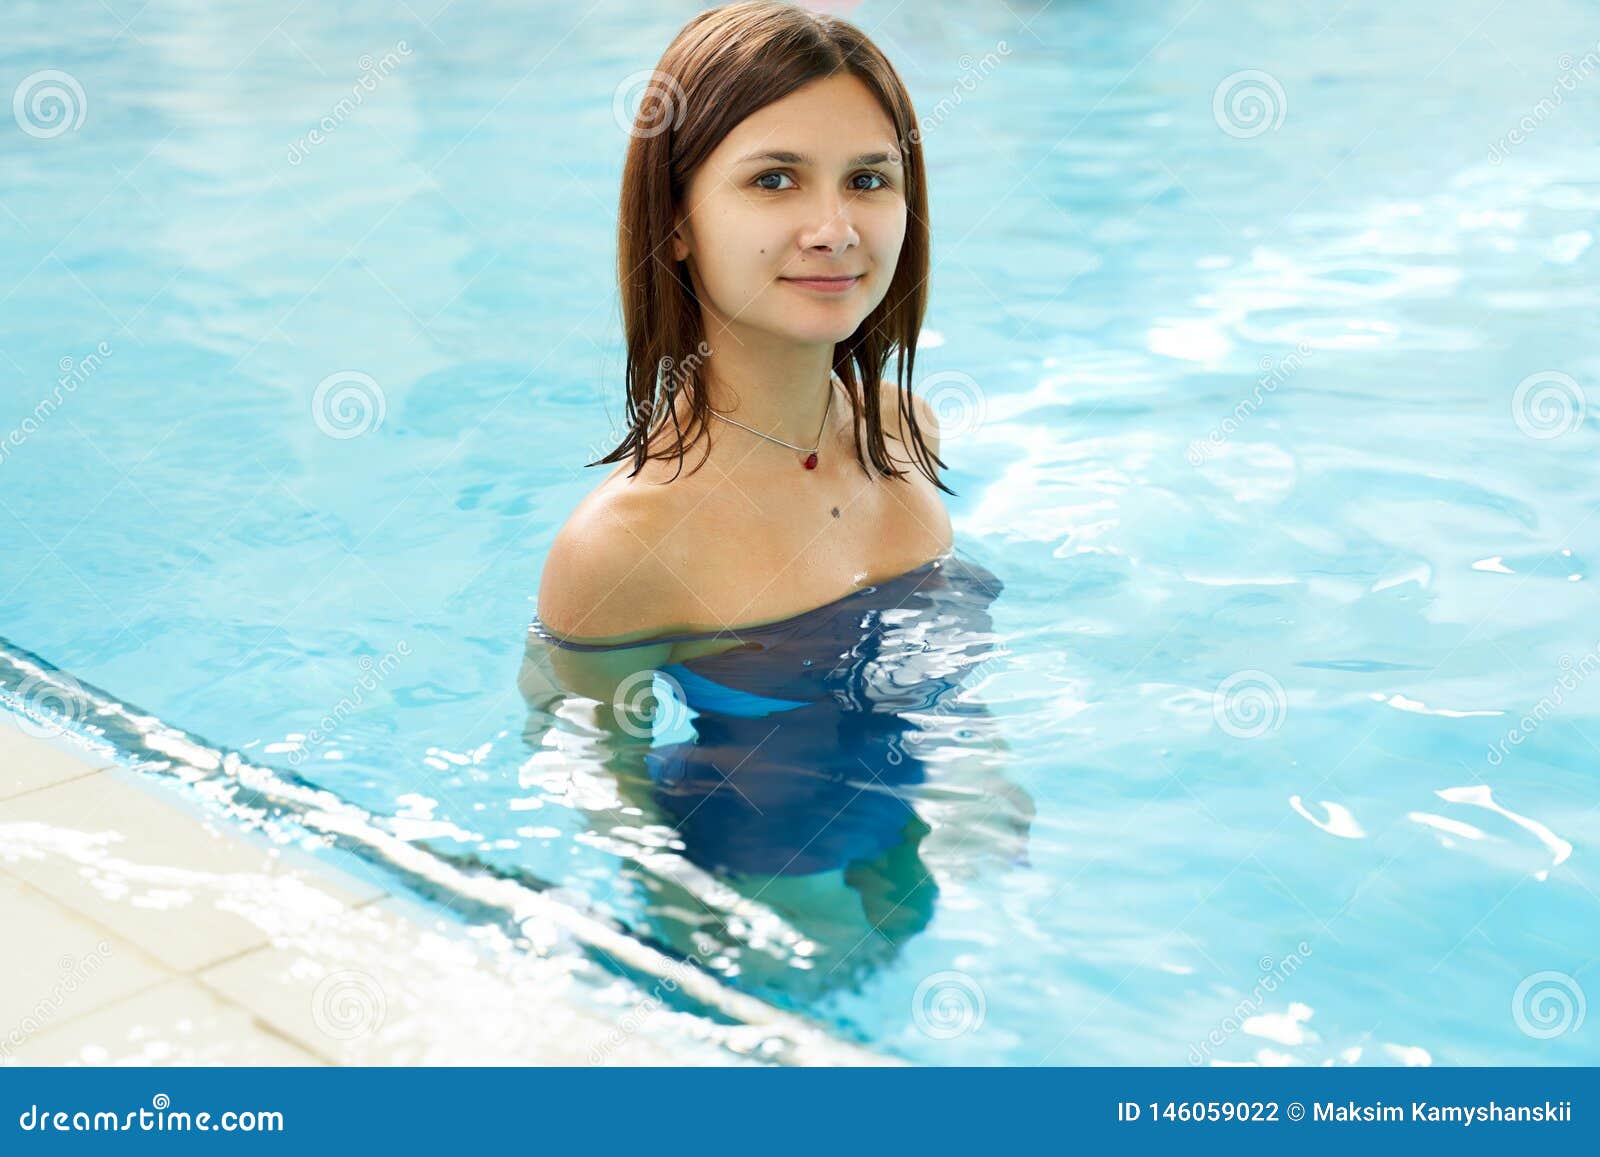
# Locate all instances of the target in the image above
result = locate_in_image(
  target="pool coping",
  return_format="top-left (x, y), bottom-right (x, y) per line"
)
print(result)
top-left (0, 719), bottom-right (750, 1064)
top-left (0, 662), bottom-right (897, 1066)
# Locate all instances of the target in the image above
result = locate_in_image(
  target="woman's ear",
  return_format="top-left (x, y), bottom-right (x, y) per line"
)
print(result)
top-left (670, 211), bottom-right (690, 262)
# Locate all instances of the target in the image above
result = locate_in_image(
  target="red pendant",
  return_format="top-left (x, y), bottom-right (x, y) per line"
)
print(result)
top-left (803, 452), bottom-right (818, 470)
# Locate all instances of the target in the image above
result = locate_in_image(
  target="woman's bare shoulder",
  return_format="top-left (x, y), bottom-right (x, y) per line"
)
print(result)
top-left (535, 476), bottom-right (696, 643)
top-left (876, 377), bottom-right (941, 460)
top-left (873, 377), bottom-right (946, 486)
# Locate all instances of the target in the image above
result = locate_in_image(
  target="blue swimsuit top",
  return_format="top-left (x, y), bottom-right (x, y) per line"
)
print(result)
top-left (528, 548), bottom-right (1005, 878)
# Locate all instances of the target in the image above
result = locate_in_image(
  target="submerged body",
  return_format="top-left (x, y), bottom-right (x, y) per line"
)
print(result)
top-left (522, 545), bottom-right (1032, 997)
top-left (529, 548), bottom-right (1015, 876)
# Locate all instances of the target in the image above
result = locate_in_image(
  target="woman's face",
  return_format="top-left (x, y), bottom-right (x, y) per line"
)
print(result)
top-left (671, 72), bottom-right (908, 345)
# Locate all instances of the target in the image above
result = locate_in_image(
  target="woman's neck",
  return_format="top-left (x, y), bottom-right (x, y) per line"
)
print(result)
top-left (698, 328), bottom-right (838, 450)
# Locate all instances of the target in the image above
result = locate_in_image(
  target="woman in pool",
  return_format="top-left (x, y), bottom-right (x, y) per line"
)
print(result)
top-left (536, 0), bottom-right (951, 656)
top-left (521, 1), bottom-right (1031, 993)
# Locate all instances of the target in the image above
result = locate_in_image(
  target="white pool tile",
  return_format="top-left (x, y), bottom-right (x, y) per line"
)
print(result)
top-left (0, 722), bottom-right (111, 801)
top-left (200, 895), bottom-right (710, 1066)
top-left (1, 977), bottom-right (323, 1066)
top-left (0, 725), bottom-right (770, 1066)
top-left (0, 770), bottom-right (377, 973)
top-left (0, 875), bottom-right (170, 1053)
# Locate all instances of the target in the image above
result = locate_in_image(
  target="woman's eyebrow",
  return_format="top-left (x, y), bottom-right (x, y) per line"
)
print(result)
top-left (736, 148), bottom-right (902, 168)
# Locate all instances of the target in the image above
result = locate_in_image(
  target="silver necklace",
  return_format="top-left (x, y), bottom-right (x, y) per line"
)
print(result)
top-left (709, 370), bottom-right (840, 470)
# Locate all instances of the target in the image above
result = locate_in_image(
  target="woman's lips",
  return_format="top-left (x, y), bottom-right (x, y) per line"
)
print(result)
top-left (781, 274), bottom-right (862, 295)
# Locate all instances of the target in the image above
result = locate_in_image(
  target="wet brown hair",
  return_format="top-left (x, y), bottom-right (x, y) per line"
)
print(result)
top-left (589, 0), bottom-right (950, 495)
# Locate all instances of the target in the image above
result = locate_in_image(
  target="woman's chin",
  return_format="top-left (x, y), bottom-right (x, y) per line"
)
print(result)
top-left (759, 316), bottom-right (872, 347)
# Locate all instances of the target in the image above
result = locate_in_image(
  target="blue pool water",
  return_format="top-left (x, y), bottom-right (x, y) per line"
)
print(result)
top-left (3, 0), bottom-right (1599, 1064)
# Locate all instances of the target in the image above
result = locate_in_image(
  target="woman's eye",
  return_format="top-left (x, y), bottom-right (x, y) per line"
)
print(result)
top-left (753, 171), bottom-right (891, 192)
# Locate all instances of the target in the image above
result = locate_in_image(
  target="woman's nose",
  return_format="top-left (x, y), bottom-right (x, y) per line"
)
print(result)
top-left (800, 197), bottom-right (859, 253)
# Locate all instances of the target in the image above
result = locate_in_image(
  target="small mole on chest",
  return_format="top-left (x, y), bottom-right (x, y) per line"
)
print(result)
top-left (830, 506), bottom-right (840, 518)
